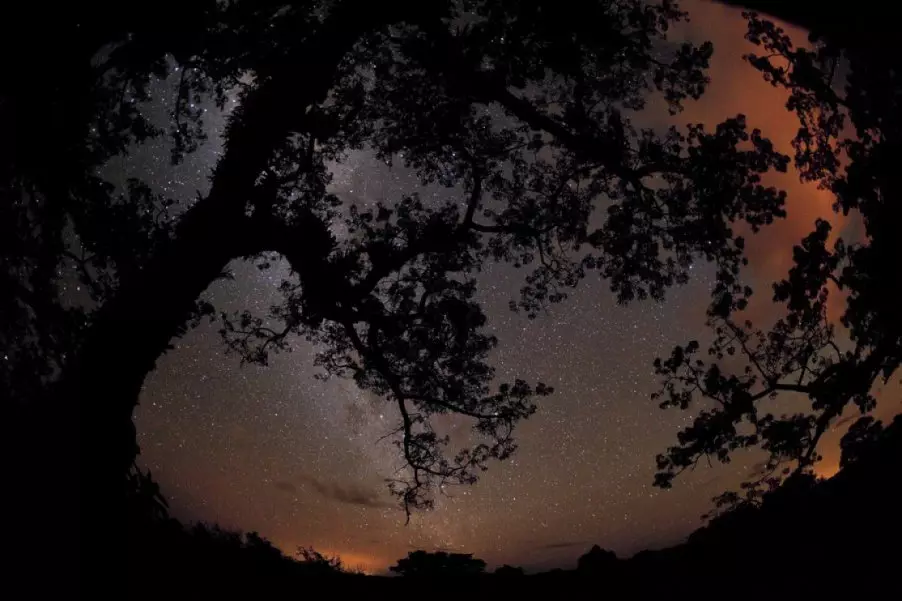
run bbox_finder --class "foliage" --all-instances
[652,9,902,510]
[839,414,899,469]
[390,550,487,577]
[1,1,796,527]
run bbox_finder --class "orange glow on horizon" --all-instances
[274,540,390,574]
[815,461,840,480]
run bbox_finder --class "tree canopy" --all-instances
[651,8,902,510]
[3,0,793,521]
[12,3,879,592]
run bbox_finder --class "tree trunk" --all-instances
[36,5,392,592]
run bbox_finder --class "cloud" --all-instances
[677,0,853,325]
[539,541,588,551]
[406,544,458,553]
[298,474,394,509]
[273,475,392,508]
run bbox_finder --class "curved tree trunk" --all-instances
[40,4,393,593]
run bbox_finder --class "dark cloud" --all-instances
[273,475,390,508]
[539,541,588,551]
[298,474,394,509]
[273,480,297,494]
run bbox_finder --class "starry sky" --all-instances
[128,1,900,573]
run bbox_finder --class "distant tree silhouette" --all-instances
[652,9,902,510]
[296,546,346,575]
[494,564,525,577]
[390,550,486,578]
[577,544,618,574]
[2,2,797,590]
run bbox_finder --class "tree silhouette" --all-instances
[494,564,525,577]
[839,414,900,470]
[652,9,902,507]
[577,544,618,574]
[390,550,487,578]
[296,547,345,575]
[718,1,893,57]
[2,2,795,588]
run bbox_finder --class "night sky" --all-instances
[128,2,900,573]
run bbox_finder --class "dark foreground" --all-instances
[128,417,902,599]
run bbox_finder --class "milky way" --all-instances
[127,2,881,573]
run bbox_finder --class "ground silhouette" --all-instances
[127,420,902,598]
